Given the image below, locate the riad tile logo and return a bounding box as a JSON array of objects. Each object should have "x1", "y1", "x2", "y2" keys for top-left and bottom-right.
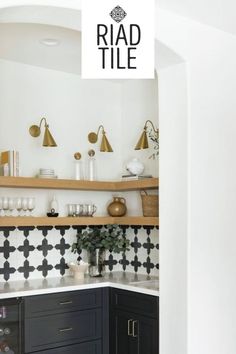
[
  {"x1": 110, "y1": 5, "x2": 127, "y2": 23},
  {"x1": 82, "y1": 0, "x2": 154, "y2": 79},
  {"x1": 97, "y1": 5, "x2": 141, "y2": 70}
]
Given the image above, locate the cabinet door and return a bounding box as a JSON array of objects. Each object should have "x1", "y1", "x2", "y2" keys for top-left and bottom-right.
[
  {"x1": 138, "y1": 315, "x2": 158, "y2": 354},
  {"x1": 110, "y1": 310, "x2": 138, "y2": 354},
  {"x1": 110, "y1": 310, "x2": 158, "y2": 354}
]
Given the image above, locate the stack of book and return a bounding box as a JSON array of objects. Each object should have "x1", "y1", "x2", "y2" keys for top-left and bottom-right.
[
  {"x1": 121, "y1": 174, "x2": 153, "y2": 181},
  {"x1": 0, "y1": 150, "x2": 19, "y2": 176}
]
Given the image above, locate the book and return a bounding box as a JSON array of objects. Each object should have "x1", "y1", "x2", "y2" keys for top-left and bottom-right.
[
  {"x1": 0, "y1": 163, "x2": 9, "y2": 176},
  {"x1": 0, "y1": 150, "x2": 19, "y2": 176},
  {"x1": 121, "y1": 174, "x2": 153, "y2": 180},
  {"x1": 14, "y1": 150, "x2": 20, "y2": 177}
]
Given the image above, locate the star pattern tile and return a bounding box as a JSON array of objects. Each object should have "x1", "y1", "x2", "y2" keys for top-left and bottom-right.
[{"x1": 0, "y1": 225, "x2": 159, "y2": 280}]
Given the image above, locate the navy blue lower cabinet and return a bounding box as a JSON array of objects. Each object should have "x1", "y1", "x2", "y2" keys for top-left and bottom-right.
[
  {"x1": 24, "y1": 288, "x2": 103, "y2": 354},
  {"x1": 110, "y1": 289, "x2": 159, "y2": 354},
  {"x1": 23, "y1": 287, "x2": 158, "y2": 354}
]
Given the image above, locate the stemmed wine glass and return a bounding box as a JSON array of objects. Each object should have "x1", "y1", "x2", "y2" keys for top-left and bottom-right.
[
  {"x1": 22, "y1": 197, "x2": 28, "y2": 217},
  {"x1": 0, "y1": 198, "x2": 3, "y2": 217},
  {"x1": 27, "y1": 197, "x2": 35, "y2": 216},
  {"x1": 2, "y1": 197, "x2": 9, "y2": 216},
  {"x1": 15, "y1": 198, "x2": 22, "y2": 216},
  {"x1": 8, "y1": 198, "x2": 15, "y2": 217}
]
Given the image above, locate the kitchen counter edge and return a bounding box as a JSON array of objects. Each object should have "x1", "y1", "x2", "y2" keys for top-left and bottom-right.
[{"x1": 0, "y1": 273, "x2": 159, "y2": 299}]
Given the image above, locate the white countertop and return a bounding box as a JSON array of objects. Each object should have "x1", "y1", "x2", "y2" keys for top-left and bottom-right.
[{"x1": 0, "y1": 272, "x2": 159, "y2": 299}]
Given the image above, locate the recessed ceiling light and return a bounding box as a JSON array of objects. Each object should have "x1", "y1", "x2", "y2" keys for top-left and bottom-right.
[{"x1": 40, "y1": 38, "x2": 60, "y2": 47}]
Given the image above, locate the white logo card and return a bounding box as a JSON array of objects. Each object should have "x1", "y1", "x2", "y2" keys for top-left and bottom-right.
[{"x1": 82, "y1": 0, "x2": 155, "y2": 79}]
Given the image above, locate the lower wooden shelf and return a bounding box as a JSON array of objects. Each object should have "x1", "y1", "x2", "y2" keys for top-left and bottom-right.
[{"x1": 0, "y1": 216, "x2": 159, "y2": 227}]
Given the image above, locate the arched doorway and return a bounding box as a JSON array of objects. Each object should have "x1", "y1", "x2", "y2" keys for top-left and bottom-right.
[{"x1": 0, "y1": 4, "x2": 189, "y2": 354}]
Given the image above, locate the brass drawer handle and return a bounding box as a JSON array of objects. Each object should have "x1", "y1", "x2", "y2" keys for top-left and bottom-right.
[
  {"x1": 132, "y1": 320, "x2": 138, "y2": 338},
  {"x1": 128, "y1": 319, "x2": 133, "y2": 336},
  {"x1": 59, "y1": 301, "x2": 73, "y2": 305},
  {"x1": 59, "y1": 327, "x2": 73, "y2": 333}
]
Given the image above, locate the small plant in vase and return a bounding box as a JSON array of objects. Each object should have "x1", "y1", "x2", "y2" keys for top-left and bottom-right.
[{"x1": 72, "y1": 224, "x2": 130, "y2": 277}]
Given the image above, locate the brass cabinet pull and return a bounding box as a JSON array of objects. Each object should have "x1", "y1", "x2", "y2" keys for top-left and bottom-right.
[
  {"x1": 59, "y1": 327, "x2": 73, "y2": 333},
  {"x1": 128, "y1": 319, "x2": 133, "y2": 336},
  {"x1": 59, "y1": 301, "x2": 73, "y2": 305},
  {"x1": 132, "y1": 320, "x2": 138, "y2": 338}
]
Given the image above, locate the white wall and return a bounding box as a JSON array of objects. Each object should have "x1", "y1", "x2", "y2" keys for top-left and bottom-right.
[
  {"x1": 0, "y1": 59, "x2": 122, "y2": 181},
  {"x1": 121, "y1": 78, "x2": 159, "y2": 176},
  {"x1": 158, "y1": 62, "x2": 188, "y2": 354},
  {"x1": 0, "y1": 58, "x2": 158, "y2": 215},
  {"x1": 0, "y1": 57, "x2": 159, "y2": 279},
  {"x1": 157, "y1": 8, "x2": 236, "y2": 354}
]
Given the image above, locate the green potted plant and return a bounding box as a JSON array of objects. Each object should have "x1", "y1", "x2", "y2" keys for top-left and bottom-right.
[{"x1": 72, "y1": 224, "x2": 130, "y2": 277}]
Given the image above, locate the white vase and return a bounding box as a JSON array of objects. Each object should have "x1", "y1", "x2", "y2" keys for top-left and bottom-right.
[{"x1": 126, "y1": 158, "x2": 144, "y2": 175}]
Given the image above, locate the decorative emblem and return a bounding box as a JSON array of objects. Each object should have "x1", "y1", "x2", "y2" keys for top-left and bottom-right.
[{"x1": 110, "y1": 5, "x2": 127, "y2": 23}]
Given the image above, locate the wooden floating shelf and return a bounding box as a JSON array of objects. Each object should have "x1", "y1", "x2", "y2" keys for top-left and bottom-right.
[
  {"x1": 0, "y1": 216, "x2": 159, "y2": 227},
  {"x1": 0, "y1": 177, "x2": 158, "y2": 191}
]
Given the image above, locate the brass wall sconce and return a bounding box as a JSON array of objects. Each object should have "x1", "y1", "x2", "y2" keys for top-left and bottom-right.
[
  {"x1": 88, "y1": 125, "x2": 113, "y2": 152},
  {"x1": 29, "y1": 117, "x2": 57, "y2": 147},
  {"x1": 135, "y1": 120, "x2": 159, "y2": 150}
]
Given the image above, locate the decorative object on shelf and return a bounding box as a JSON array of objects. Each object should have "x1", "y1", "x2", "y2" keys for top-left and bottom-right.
[
  {"x1": 122, "y1": 174, "x2": 153, "y2": 180},
  {"x1": 27, "y1": 197, "x2": 35, "y2": 216},
  {"x1": 29, "y1": 117, "x2": 57, "y2": 147},
  {"x1": 67, "y1": 261, "x2": 89, "y2": 279},
  {"x1": 126, "y1": 158, "x2": 144, "y2": 175},
  {"x1": 107, "y1": 197, "x2": 127, "y2": 217},
  {"x1": 88, "y1": 125, "x2": 113, "y2": 152},
  {"x1": 22, "y1": 197, "x2": 29, "y2": 217},
  {"x1": 74, "y1": 152, "x2": 84, "y2": 180},
  {"x1": 87, "y1": 204, "x2": 97, "y2": 216},
  {"x1": 72, "y1": 225, "x2": 129, "y2": 277},
  {"x1": 48, "y1": 196, "x2": 59, "y2": 217},
  {"x1": 86, "y1": 149, "x2": 97, "y2": 181},
  {"x1": 67, "y1": 203, "x2": 97, "y2": 217},
  {"x1": 135, "y1": 120, "x2": 159, "y2": 159},
  {"x1": 0, "y1": 196, "x2": 36, "y2": 217},
  {"x1": 47, "y1": 210, "x2": 59, "y2": 217},
  {"x1": 37, "y1": 168, "x2": 57, "y2": 179},
  {"x1": 141, "y1": 190, "x2": 159, "y2": 217}
]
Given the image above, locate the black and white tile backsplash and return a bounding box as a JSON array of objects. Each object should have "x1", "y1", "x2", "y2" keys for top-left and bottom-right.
[{"x1": 0, "y1": 226, "x2": 159, "y2": 281}]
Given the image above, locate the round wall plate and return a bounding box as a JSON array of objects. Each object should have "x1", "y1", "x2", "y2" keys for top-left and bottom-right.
[
  {"x1": 88, "y1": 132, "x2": 98, "y2": 143},
  {"x1": 29, "y1": 125, "x2": 41, "y2": 137},
  {"x1": 74, "y1": 152, "x2": 82, "y2": 160}
]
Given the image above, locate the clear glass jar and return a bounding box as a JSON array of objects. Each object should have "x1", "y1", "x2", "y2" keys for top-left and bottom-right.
[
  {"x1": 87, "y1": 156, "x2": 96, "y2": 181},
  {"x1": 86, "y1": 149, "x2": 97, "y2": 181},
  {"x1": 74, "y1": 160, "x2": 84, "y2": 180}
]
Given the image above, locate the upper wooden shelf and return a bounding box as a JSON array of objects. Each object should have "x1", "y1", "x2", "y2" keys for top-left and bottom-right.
[{"x1": 0, "y1": 177, "x2": 158, "y2": 191}]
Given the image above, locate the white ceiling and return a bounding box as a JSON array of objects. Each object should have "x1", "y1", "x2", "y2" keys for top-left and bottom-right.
[
  {"x1": 159, "y1": 0, "x2": 236, "y2": 36},
  {"x1": 0, "y1": 6, "x2": 81, "y2": 31},
  {"x1": 0, "y1": 22, "x2": 183, "y2": 76},
  {"x1": 0, "y1": 23, "x2": 81, "y2": 74}
]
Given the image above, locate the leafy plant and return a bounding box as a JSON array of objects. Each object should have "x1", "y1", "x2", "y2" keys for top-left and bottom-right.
[
  {"x1": 148, "y1": 129, "x2": 159, "y2": 160},
  {"x1": 72, "y1": 224, "x2": 130, "y2": 254}
]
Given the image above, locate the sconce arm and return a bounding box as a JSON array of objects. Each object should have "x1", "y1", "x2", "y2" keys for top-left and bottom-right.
[
  {"x1": 96, "y1": 124, "x2": 105, "y2": 136},
  {"x1": 39, "y1": 117, "x2": 48, "y2": 129},
  {"x1": 144, "y1": 120, "x2": 158, "y2": 135}
]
